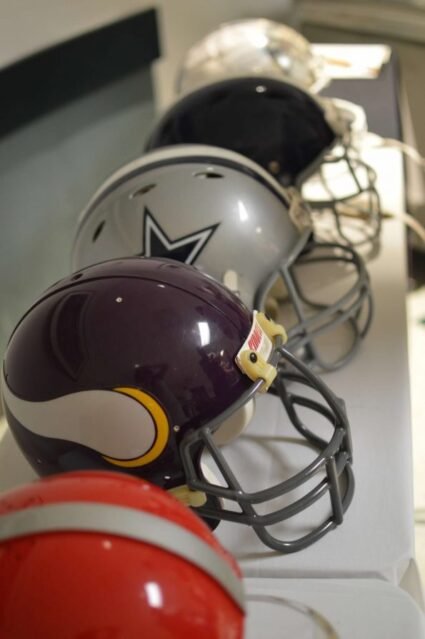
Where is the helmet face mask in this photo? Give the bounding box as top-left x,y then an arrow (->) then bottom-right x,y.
148,75 -> 382,250
72,145 -> 372,372
264,239 -> 373,371
2,257 -> 354,554
181,346 -> 354,553
301,141 -> 382,250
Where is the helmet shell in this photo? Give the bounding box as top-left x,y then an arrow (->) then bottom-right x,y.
0,471 -> 244,639
72,144 -> 302,307
146,77 -> 336,185
2,258 -> 253,487
178,18 -> 329,95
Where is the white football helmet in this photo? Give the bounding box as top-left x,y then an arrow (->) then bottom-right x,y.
177,18 -> 329,95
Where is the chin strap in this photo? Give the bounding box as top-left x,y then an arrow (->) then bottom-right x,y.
385,209 -> 425,245
168,484 -> 207,507
287,187 -> 313,232
357,132 -> 425,245
335,193 -> 425,246
364,132 -> 425,169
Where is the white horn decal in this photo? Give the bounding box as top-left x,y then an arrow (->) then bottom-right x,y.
2,377 -> 170,467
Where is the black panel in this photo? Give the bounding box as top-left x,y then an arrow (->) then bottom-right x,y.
0,8 -> 159,139
320,53 -> 402,141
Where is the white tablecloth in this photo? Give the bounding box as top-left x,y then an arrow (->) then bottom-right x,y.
245,578 -> 425,639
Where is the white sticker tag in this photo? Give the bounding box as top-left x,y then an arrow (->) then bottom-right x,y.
235,311 -> 272,370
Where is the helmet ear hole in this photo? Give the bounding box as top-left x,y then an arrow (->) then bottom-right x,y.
193,170 -> 224,179
212,399 -> 255,446
130,183 -> 157,198
92,221 -> 105,243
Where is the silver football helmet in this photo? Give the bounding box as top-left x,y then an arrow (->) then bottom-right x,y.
73,145 -> 372,371
177,18 -> 329,95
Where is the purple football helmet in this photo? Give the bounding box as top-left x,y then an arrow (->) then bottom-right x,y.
2,257 -> 354,553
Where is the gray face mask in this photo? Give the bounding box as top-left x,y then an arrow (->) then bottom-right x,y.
180,335 -> 354,554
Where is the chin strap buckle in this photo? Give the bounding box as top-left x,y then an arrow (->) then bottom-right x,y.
235,312 -> 287,393
169,484 -> 207,508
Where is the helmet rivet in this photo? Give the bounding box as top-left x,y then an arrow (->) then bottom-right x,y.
173,425 -> 180,433
249,352 -> 258,363
268,160 -> 281,175
115,297 -> 123,303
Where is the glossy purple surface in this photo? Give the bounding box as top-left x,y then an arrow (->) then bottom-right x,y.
3,257 -> 252,486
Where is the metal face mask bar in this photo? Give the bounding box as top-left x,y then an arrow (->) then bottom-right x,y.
303,147 -> 383,248
180,334 -> 354,554
279,239 -> 373,372
254,238 -> 373,373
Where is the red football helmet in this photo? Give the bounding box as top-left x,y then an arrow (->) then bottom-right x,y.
0,471 -> 244,639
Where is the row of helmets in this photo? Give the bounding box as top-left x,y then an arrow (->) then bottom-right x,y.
0,18 -> 374,637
